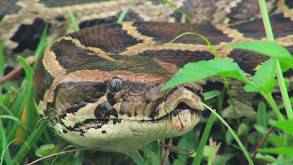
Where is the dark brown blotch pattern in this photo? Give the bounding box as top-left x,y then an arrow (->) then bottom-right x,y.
133,22 -> 233,45
137,49 -> 214,68
229,13 -> 293,39
95,101 -> 118,119
69,23 -> 143,54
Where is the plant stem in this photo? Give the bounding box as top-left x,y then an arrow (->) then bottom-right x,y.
262,93 -> 284,121
258,0 -> 292,120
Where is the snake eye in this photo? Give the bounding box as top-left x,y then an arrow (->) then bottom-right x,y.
109,76 -> 123,93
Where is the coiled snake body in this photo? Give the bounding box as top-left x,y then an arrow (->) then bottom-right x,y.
2,0 -> 292,152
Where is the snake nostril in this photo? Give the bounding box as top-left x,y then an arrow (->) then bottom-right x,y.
197,90 -> 205,102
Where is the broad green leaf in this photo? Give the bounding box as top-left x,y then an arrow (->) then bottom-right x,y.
226,41 -> 293,68
258,147 -> 293,155
269,120 -> 293,136
245,58 -> 277,94
162,59 -> 250,91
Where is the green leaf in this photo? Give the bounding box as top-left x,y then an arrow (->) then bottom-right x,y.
226,41 -> 293,68
269,120 -> 293,136
254,125 -> 284,147
255,153 -> 275,163
128,151 -> 144,165
162,59 -> 251,91
214,154 -> 234,165
257,102 -> 267,128
257,102 -> 267,145
258,147 -> 293,155
237,123 -> 249,137
73,151 -> 84,165
247,132 -> 258,145
142,146 -> 159,165
35,144 -> 60,157
204,90 -> 221,100
225,130 -> 233,144
244,58 -> 277,94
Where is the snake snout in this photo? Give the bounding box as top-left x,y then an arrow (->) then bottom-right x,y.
164,83 -> 205,114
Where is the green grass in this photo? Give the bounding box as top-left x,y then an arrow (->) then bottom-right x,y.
1,0 -> 293,164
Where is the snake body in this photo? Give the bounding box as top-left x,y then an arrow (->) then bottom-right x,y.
1,0 -> 293,152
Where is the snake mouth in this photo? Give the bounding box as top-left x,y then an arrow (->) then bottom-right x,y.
172,102 -> 202,116
156,83 -> 205,119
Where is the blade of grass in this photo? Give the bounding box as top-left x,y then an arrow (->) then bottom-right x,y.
34,24 -> 48,58
11,119 -> 47,164
143,146 -> 160,165
169,32 -> 218,59
201,103 -> 254,165
204,90 -> 221,100
192,113 -> 215,165
68,11 -> 80,31
17,56 -> 34,81
0,43 -> 3,93
0,130 -> 12,165
161,0 -> 192,22
128,151 -> 145,165
117,0 -> 137,23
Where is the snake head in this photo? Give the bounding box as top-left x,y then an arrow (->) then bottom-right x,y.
47,73 -> 204,152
